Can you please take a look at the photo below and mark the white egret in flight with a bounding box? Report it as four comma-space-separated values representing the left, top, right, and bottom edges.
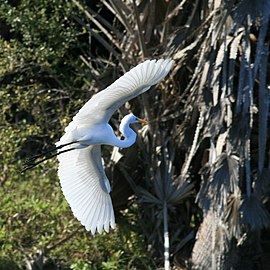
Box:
23, 59, 173, 234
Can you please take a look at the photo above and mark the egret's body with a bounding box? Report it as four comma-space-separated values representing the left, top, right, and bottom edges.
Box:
40, 59, 172, 234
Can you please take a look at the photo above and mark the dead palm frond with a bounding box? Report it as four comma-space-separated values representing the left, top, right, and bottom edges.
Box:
174, 0, 270, 268
192, 209, 229, 270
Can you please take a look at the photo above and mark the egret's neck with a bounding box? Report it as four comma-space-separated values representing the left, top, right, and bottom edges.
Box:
113, 121, 137, 148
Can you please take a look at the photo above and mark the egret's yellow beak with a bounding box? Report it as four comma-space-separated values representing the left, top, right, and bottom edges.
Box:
136, 117, 148, 125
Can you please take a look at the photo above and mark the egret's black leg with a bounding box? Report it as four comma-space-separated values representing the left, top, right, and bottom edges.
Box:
21, 147, 77, 173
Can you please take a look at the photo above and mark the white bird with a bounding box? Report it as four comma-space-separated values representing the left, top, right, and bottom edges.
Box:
23, 59, 173, 234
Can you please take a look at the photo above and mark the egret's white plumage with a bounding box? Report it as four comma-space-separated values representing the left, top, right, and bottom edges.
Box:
56, 59, 173, 234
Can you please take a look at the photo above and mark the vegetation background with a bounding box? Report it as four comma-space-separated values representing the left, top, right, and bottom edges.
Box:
1, 0, 270, 269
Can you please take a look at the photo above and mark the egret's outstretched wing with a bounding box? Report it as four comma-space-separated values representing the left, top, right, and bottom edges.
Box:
66, 59, 173, 130
57, 145, 115, 234
56, 58, 173, 234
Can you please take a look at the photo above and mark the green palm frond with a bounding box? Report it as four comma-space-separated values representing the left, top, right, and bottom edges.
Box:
240, 194, 270, 231
258, 45, 269, 175
197, 154, 240, 213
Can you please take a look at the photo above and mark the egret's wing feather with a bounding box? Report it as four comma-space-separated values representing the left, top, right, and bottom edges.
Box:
69, 59, 173, 127
57, 145, 115, 234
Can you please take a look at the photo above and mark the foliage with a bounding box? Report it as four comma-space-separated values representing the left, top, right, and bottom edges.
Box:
1, 0, 270, 269
0, 0, 152, 269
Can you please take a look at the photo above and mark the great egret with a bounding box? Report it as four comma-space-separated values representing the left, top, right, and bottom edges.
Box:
24, 59, 173, 234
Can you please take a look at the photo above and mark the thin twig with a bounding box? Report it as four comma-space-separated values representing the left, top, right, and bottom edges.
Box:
102, 0, 133, 33
165, 0, 188, 24
71, 14, 128, 72
45, 226, 81, 252
72, 0, 121, 50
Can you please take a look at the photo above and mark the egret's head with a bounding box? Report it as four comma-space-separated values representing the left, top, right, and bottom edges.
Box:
123, 113, 137, 124
122, 113, 148, 125
119, 113, 148, 136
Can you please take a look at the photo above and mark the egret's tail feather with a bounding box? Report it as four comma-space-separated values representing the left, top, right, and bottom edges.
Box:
21, 141, 78, 173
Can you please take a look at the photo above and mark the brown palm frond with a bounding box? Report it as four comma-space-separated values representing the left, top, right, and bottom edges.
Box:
225, 191, 242, 240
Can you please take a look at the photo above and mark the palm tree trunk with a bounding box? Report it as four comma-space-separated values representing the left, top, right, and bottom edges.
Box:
163, 201, 170, 270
